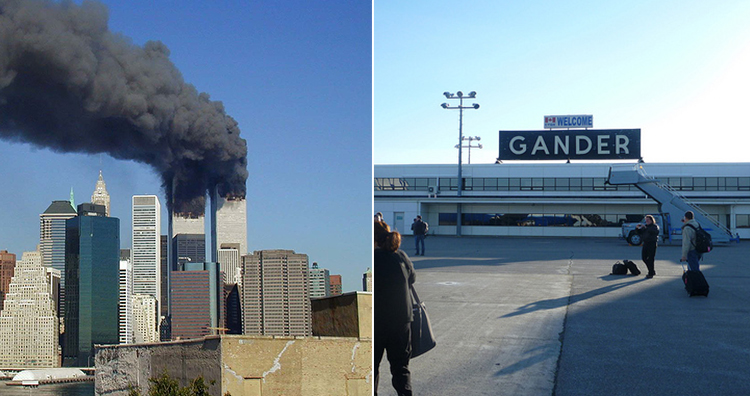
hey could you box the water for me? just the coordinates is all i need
[0,382,94,396]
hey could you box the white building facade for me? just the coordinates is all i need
[131,294,158,344]
[131,195,161,338]
[217,245,241,285]
[375,163,750,240]
[214,197,248,258]
[119,259,133,344]
[0,250,60,368]
[309,263,330,298]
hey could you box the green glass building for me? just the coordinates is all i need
[64,203,120,367]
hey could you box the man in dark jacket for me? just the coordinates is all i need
[681,211,701,271]
[410,215,428,256]
[635,214,660,278]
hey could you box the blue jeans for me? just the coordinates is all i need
[414,235,425,255]
[687,250,701,272]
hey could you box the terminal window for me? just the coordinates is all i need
[439,213,635,227]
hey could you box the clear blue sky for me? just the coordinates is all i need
[375,1,750,165]
[0,0,371,292]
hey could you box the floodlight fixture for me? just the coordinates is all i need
[441,89,480,236]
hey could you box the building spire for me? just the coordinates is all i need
[70,187,75,211]
[92,170,111,217]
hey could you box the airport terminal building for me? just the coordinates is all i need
[374,162,750,240]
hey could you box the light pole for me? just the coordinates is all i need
[455,136,483,165]
[442,91,479,236]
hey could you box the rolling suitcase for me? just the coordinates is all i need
[623,259,641,276]
[682,262,709,297]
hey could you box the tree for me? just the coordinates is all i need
[127,371,214,396]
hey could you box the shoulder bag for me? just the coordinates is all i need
[410,284,436,358]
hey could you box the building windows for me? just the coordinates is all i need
[737,214,750,229]
[376,176,750,193]
[439,213,638,228]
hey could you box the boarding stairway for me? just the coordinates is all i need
[606,165,738,244]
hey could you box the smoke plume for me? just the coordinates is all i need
[0,0,248,215]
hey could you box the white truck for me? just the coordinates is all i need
[621,214,669,245]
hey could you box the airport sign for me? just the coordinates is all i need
[544,115,593,129]
[498,129,641,161]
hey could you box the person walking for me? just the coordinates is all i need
[374,220,415,396]
[635,214,660,278]
[411,215,428,256]
[681,211,701,271]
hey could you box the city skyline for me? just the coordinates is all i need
[0,0,371,293]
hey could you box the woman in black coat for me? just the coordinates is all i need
[636,214,660,278]
[374,220,415,396]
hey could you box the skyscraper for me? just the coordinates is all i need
[40,200,77,316]
[329,274,343,296]
[0,250,59,368]
[211,194,247,261]
[170,262,223,340]
[217,244,241,285]
[172,213,205,235]
[0,250,16,309]
[159,235,168,318]
[131,195,161,336]
[309,262,330,298]
[64,203,119,367]
[132,294,158,344]
[242,250,311,336]
[363,268,372,292]
[172,234,206,271]
[119,259,133,344]
[91,170,111,216]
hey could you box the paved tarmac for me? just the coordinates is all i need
[376,236,750,396]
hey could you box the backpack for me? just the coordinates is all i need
[686,224,712,254]
[611,261,628,275]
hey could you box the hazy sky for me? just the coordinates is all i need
[374,1,750,165]
[0,0,371,292]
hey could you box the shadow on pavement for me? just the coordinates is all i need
[500,277,646,318]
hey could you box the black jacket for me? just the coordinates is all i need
[636,223,660,244]
[411,220,428,236]
[374,248,416,328]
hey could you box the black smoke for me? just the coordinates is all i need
[0,0,248,215]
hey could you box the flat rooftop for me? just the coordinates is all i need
[377,236,749,396]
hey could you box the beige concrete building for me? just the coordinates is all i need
[242,250,311,336]
[0,250,60,368]
[95,293,373,396]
